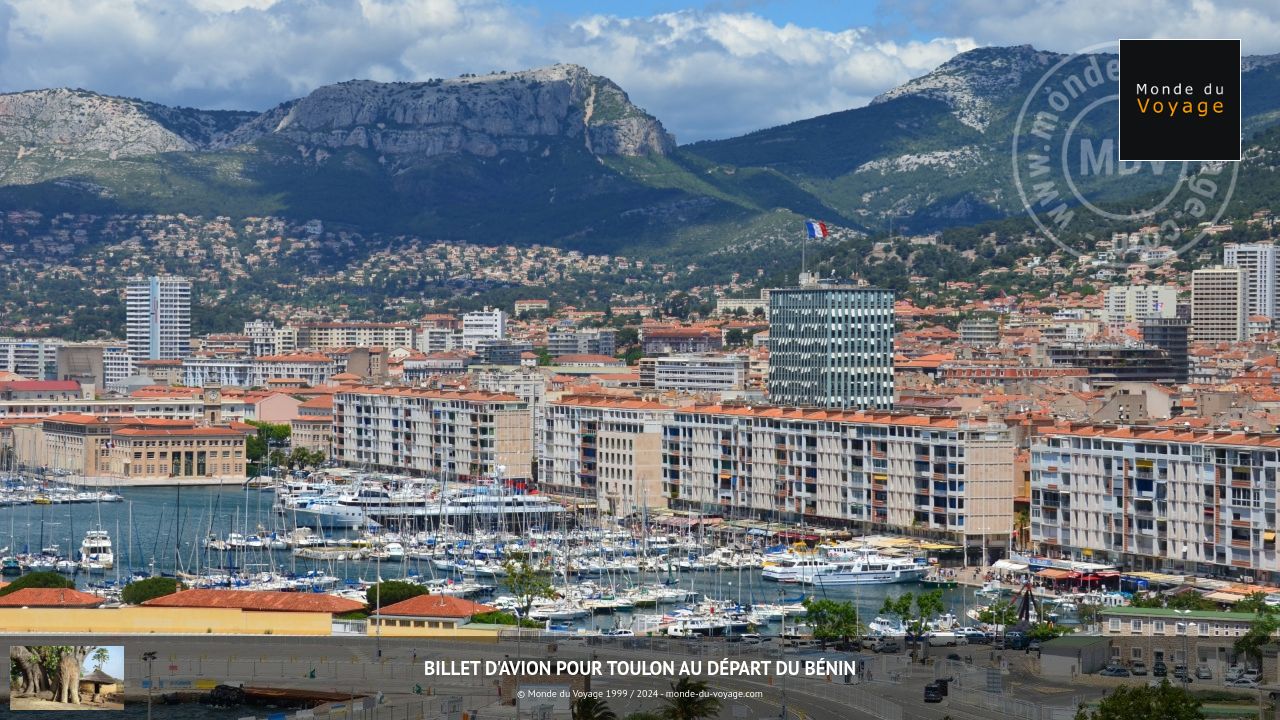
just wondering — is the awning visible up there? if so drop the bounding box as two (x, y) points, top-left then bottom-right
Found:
(1204, 591), (1244, 604)
(1037, 568), (1074, 580)
(747, 528), (770, 536)
(1266, 531), (1276, 542)
(992, 559), (1029, 572)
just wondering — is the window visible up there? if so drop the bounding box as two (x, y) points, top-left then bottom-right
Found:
(1154, 621), (1165, 634)
(1131, 647), (1143, 660)
(1131, 620), (1143, 632)
(1109, 619), (1121, 632)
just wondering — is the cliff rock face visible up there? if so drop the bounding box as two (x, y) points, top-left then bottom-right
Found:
(871, 45), (1056, 131)
(216, 64), (674, 159)
(0, 89), (197, 157)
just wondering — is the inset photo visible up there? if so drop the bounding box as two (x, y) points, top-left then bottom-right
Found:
(10, 645), (124, 712)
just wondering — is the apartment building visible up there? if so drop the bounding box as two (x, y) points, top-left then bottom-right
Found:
(1191, 267), (1247, 342)
(541, 395), (673, 515)
(461, 308), (506, 349)
(663, 405), (1014, 560)
(1103, 285), (1178, 328)
(126, 276), (191, 362)
(332, 387), (532, 483)
(547, 328), (617, 358)
(1031, 424), (1280, 582)
(292, 322), (415, 350)
(637, 354), (749, 392)
(0, 337), (61, 380)
(641, 327), (722, 356)
(958, 317), (1000, 346)
(251, 354), (335, 387)
(1224, 243), (1278, 321)
(290, 395), (333, 457)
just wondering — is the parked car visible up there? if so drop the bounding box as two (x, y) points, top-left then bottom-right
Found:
(923, 683), (943, 703)
(1099, 666), (1131, 677)
(873, 639), (902, 654)
(1226, 665), (1246, 681)
(1241, 668), (1262, 683)
(1227, 678), (1259, 689)
(1130, 661), (1148, 675)
(1153, 661), (1168, 677)
(927, 632), (967, 647)
(1172, 664), (1192, 682)
(1195, 664), (1212, 679)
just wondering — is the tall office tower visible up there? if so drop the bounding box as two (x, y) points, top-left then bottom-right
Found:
(126, 276), (192, 362)
(767, 279), (895, 410)
(1224, 243), (1278, 321)
(1190, 267), (1246, 342)
(1140, 317), (1190, 383)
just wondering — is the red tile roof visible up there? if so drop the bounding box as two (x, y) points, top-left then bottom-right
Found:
(0, 380), (80, 392)
(376, 594), (495, 618)
(142, 589), (364, 613)
(0, 587), (104, 607)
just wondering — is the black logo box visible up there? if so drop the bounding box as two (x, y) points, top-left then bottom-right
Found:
(1119, 38), (1240, 162)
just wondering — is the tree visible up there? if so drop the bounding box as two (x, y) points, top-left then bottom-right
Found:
(572, 695), (618, 720)
(10, 645), (93, 705)
(0, 571), (75, 596)
(90, 647), (110, 671)
(724, 328), (746, 347)
(1233, 612), (1279, 669)
(367, 580), (428, 608)
(121, 576), (183, 605)
(659, 676), (721, 720)
(1231, 591), (1272, 615)
(501, 552), (555, 619)
(1074, 681), (1202, 720)
(1165, 592), (1218, 612)
(802, 598), (861, 647)
(246, 421), (291, 462)
(910, 589), (946, 657)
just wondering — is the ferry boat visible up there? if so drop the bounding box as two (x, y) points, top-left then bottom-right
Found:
(761, 556), (831, 583)
(807, 550), (927, 586)
(79, 529), (114, 570)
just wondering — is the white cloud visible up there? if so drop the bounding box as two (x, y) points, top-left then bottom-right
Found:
(3, 0), (1270, 143)
(0, 0), (976, 141)
(905, 0), (1280, 55)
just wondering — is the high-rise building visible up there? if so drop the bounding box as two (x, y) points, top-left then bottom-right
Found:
(1224, 243), (1278, 321)
(1103, 285), (1178, 328)
(767, 281), (894, 410)
(461, 308), (506, 349)
(1140, 317), (1190, 383)
(126, 276), (191, 362)
(1190, 267), (1246, 342)
(0, 337), (61, 380)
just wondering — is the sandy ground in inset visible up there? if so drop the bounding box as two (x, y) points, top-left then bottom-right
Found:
(10, 694), (124, 711)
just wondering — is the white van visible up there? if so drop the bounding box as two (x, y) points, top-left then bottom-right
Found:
(927, 632), (968, 647)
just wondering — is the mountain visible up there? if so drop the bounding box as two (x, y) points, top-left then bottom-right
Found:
(2, 48), (1280, 259)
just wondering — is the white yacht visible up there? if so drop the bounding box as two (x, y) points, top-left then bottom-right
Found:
(807, 550), (927, 586)
(761, 556), (830, 583)
(79, 529), (114, 570)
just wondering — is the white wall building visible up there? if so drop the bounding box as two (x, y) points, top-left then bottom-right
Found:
(1103, 285), (1178, 329)
(461, 308), (506, 350)
(126, 276), (191, 362)
(1224, 243), (1278, 321)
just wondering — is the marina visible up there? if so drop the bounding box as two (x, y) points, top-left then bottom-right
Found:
(0, 473), (1040, 636)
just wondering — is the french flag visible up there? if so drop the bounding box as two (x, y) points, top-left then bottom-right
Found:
(805, 220), (828, 239)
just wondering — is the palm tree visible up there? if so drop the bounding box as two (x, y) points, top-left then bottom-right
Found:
(660, 677), (722, 720)
(572, 696), (618, 720)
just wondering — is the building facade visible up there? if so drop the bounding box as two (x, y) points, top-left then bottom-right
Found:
(126, 276), (192, 362)
(663, 406), (1014, 560)
(541, 395), (672, 515)
(332, 387), (532, 483)
(1103, 285), (1179, 328)
(638, 354), (749, 392)
(547, 329), (617, 358)
(1191, 267), (1247, 342)
(1031, 424), (1280, 582)
(1224, 243), (1278, 321)
(292, 322), (415, 350)
(767, 283), (894, 410)
(0, 337), (61, 380)
(461, 308), (506, 350)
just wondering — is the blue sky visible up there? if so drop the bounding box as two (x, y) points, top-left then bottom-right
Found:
(0, 0), (1277, 141)
(82, 646), (124, 681)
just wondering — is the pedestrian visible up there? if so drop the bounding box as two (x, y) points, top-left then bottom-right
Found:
(412, 648), (418, 663)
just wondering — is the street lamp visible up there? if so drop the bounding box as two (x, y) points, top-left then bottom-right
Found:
(1174, 609), (1191, 691)
(142, 651), (157, 720)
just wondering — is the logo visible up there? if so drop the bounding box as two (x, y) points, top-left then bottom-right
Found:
(1012, 41), (1237, 269)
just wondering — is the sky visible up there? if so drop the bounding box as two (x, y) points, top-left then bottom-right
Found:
(81, 645), (124, 681)
(0, 0), (1278, 142)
